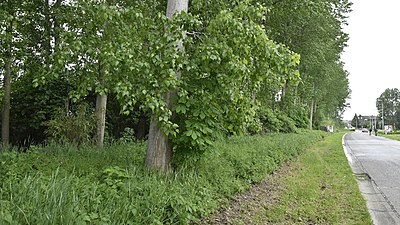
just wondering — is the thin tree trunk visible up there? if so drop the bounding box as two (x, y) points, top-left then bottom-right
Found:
(96, 94), (107, 147)
(95, 58), (107, 147)
(44, 0), (52, 62)
(309, 98), (314, 130)
(145, 0), (188, 172)
(95, 3), (111, 148)
(53, 0), (61, 52)
(2, 22), (12, 148)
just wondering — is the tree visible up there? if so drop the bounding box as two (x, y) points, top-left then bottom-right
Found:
(351, 113), (359, 128)
(1, 0), (17, 148)
(376, 88), (400, 129)
(262, 0), (352, 129)
(145, 0), (189, 172)
(1, 22), (12, 148)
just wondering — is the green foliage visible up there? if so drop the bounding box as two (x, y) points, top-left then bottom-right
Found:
(276, 113), (298, 133)
(258, 107), (283, 132)
(376, 88), (400, 128)
(9, 77), (71, 146)
(1, 0), (351, 151)
(172, 1), (300, 150)
(351, 113), (359, 128)
(45, 104), (96, 144)
(118, 127), (137, 143)
(262, 0), (352, 126)
(0, 131), (324, 224)
(256, 107), (298, 133)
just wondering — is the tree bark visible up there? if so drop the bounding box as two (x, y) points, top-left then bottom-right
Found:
(2, 21), (13, 148)
(96, 93), (107, 147)
(145, 0), (188, 172)
(146, 116), (172, 171)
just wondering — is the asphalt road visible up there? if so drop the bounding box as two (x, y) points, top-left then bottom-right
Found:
(344, 131), (400, 224)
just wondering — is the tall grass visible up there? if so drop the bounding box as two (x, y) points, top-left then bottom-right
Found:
(0, 131), (325, 224)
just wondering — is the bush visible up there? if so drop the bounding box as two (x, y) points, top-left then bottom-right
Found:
(45, 104), (96, 145)
(258, 107), (283, 132)
(257, 107), (299, 133)
(276, 113), (298, 133)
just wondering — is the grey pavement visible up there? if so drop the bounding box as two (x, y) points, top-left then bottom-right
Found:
(343, 132), (400, 225)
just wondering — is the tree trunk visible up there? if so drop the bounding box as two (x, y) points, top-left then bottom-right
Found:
(96, 94), (107, 147)
(146, 94), (173, 171)
(309, 97), (314, 130)
(53, 0), (62, 53)
(145, 0), (188, 172)
(2, 21), (13, 148)
(44, 0), (52, 62)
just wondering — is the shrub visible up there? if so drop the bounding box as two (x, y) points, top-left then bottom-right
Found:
(276, 113), (298, 133)
(258, 107), (283, 132)
(45, 104), (96, 144)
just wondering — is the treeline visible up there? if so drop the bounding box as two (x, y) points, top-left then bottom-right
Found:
(0, 0), (351, 170)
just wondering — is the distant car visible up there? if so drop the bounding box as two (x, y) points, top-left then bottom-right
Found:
(361, 128), (369, 133)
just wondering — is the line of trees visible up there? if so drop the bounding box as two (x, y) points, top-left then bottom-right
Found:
(1, 0), (351, 171)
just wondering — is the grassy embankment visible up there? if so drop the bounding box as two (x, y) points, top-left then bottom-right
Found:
(254, 132), (372, 224)
(0, 131), (370, 224)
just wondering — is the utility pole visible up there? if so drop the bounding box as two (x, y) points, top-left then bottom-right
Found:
(370, 115), (372, 128)
(382, 101), (385, 130)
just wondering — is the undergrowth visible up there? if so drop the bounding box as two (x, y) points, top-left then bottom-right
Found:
(0, 131), (325, 224)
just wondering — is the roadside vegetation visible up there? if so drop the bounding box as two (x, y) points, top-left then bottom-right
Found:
(1, 0), (355, 224)
(381, 132), (400, 141)
(261, 132), (371, 224)
(202, 132), (371, 224)
(0, 131), (326, 224)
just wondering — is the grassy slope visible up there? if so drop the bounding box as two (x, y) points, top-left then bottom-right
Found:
(257, 132), (372, 224)
(0, 131), (371, 224)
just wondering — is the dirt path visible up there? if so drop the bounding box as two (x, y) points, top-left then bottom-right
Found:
(200, 162), (294, 224)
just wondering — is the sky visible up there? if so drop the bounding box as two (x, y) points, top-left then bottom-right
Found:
(341, 0), (400, 120)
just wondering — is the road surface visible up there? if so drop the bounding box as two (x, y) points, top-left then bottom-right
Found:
(344, 131), (400, 224)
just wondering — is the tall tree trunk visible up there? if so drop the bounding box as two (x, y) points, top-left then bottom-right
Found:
(96, 94), (107, 147)
(95, 60), (107, 147)
(53, 0), (61, 53)
(309, 97), (314, 130)
(44, 0), (52, 63)
(2, 21), (13, 148)
(145, 0), (188, 172)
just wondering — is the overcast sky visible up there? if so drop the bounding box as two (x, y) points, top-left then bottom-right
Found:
(341, 0), (400, 120)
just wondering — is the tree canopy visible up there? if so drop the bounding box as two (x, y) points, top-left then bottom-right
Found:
(1, 0), (352, 170)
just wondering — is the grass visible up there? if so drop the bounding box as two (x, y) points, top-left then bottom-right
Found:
(254, 132), (372, 224)
(381, 132), (400, 141)
(1, 131), (372, 224)
(0, 131), (325, 224)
